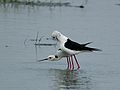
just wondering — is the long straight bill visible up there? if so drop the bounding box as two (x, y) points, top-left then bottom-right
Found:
(37, 58), (48, 62)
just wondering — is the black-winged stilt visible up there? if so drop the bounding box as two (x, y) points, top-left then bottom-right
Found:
(51, 31), (101, 70)
(38, 49), (79, 70)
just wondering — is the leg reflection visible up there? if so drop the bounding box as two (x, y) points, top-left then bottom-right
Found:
(49, 69), (91, 90)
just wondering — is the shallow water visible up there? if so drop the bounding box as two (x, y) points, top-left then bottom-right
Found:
(0, 0), (120, 90)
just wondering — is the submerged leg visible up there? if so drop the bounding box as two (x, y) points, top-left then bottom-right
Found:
(70, 55), (74, 70)
(73, 54), (80, 69)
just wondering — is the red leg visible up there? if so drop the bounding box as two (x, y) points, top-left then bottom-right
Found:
(68, 57), (72, 70)
(73, 54), (80, 69)
(71, 55), (74, 70)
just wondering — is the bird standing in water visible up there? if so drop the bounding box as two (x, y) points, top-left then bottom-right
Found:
(38, 49), (79, 70)
(38, 31), (101, 70)
(51, 31), (101, 70)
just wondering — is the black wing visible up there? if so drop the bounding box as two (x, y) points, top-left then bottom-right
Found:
(65, 39), (101, 51)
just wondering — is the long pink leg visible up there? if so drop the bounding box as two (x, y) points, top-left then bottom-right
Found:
(70, 55), (74, 70)
(68, 57), (72, 70)
(73, 54), (80, 69)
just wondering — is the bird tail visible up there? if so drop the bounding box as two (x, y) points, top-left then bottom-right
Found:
(83, 42), (93, 46)
(85, 47), (102, 51)
(81, 42), (102, 51)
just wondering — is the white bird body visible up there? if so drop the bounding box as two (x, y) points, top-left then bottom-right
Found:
(52, 31), (100, 55)
(52, 31), (80, 55)
(57, 49), (70, 58)
(38, 49), (79, 70)
(50, 51), (66, 61)
(38, 49), (70, 61)
(51, 31), (101, 70)
(38, 31), (101, 70)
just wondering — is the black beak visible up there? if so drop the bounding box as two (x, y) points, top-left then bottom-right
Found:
(46, 37), (53, 40)
(37, 58), (48, 62)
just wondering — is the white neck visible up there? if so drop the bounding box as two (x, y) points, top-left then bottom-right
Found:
(58, 33), (68, 43)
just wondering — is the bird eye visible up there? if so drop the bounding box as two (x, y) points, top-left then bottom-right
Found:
(52, 37), (56, 39)
(58, 48), (61, 51)
(49, 57), (52, 59)
(55, 55), (58, 58)
(52, 36), (58, 41)
(52, 36), (56, 38)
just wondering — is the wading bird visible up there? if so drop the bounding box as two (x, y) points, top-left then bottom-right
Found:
(50, 31), (101, 70)
(38, 49), (80, 70)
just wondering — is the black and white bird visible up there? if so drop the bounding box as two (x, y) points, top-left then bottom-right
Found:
(50, 31), (101, 70)
(38, 49), (79, 70)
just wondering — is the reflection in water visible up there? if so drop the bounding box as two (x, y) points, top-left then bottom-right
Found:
(49, 69), (91, 90)
(0, 0), (70, 13)
(0, 3), (56, 15)
(0, 3), (40, 13)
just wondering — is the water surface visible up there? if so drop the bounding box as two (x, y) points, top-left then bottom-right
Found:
(0, 0), (120, 90)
